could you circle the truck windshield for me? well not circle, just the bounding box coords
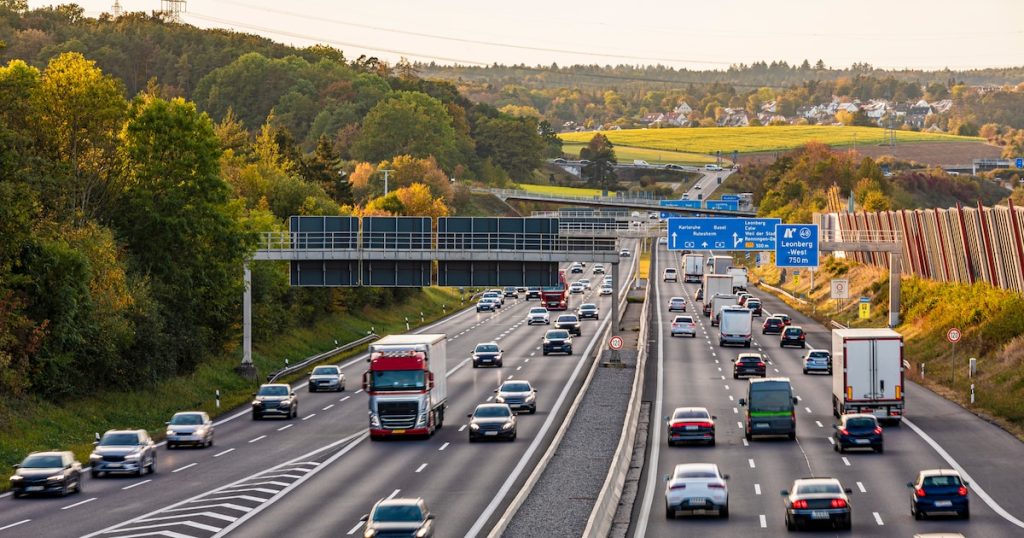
[371,370,426,391]
[749,389,793,412]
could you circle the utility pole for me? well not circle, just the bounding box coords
[380,169,394,196]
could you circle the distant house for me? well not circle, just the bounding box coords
[674,102,693,116]
[931,99,953,114]
[862,99,889,122]
[906,99,934,129]
[639,113,664,126]
[718,108,750,127]
[664,112,690,127]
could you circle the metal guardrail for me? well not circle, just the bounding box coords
[256,231,618,253]
[583,242,653,537]
[266,333,379,383]
[831,320,849,330]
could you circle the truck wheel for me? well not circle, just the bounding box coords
[543,351,549,356]
[745,431,752,442]
[745,341,751,348]
[788,431,796,440]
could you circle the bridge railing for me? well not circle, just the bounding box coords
[820,229,902,243]
[257,231,619,253]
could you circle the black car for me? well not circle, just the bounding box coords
[732,354,767,379]
[570,264,584,274]
[665,407,716,446]
[90,429,157,477]
[576,303,599,320]
[909,469,970,520]
[9,451,83,497]
[472,342,503,368]
[503,286,518,298]
[746,299,763,317]
[360,498,435,537]
[780,326,806,348]
[762,316,785,334]
[695,288,704,301]
[542,329,573,355]
[526,287,542,300]
[468,403,517,442]
[782,478,853,531]
[495,380,537,414]
[554,314,582,336]
[833,414,883,453]
[252,383,298,420]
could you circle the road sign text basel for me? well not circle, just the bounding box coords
[667,217,781,251]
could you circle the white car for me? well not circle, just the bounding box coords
[705,164,722,171]
[593,264,606,274]
[670,315,697,337]
[481,291,503,306]
[602,276,613,286]
[663,268,678,282]
[658,236,668,245]
[600,285,613,296]
[578,278,592,290]
[526,307,550,325]
[569,283,585,294]
[619,249,631,257]
[664,463,729,519]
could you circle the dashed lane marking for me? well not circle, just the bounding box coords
[0,520,30,532]
[322,404,334,411]
[248,435,266,443]
[439,442,450,451]
[754,484,761,495]
[857,482,867,493]
[842,457,851,466]
[302,414,316,421]
[277,424,292,432]
[172,463,198,473]
[213,449,235,458]
[61,497,97,510]
[748,459,756,469]
[815,421,823,428]
[415,464,427,473]
[873,512,884,526]
[759,515,767,528]
[340,396,350,402]
[123,479,151,490]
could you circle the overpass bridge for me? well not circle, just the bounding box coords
[476,188,756,217]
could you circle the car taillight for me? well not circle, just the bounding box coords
[791,500,808,509]
[915,488,927,498]
[757,362,765,367]
[670,484,686,490]
[958,486,969,496]
[830,499,848,509]
[873,427,883,434]
[695,421,714,428]
[672,323,680,328]
[799,334,805,340]
[707,483,726,489]
[838,428,849,436]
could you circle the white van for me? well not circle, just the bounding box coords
[705,164,722,171]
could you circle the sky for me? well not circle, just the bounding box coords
[28,0,1024,71]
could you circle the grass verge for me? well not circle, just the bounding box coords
[750,258,1024,440]
[0,287,462,485]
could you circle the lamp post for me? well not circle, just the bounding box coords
[380,169,394,196]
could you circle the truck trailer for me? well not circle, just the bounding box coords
[710,294,739,327]
[702,274,734,316]
[683,254,705,283]
[364,334,448,439]
[831,328,905,423]
[709,255,733,275]
[718,306,753,347]
[728,266,748,292]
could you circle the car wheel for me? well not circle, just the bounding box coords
[472,362,478,368]
[786,515,795,531]
[875,445,884,454]
[745,431,752,442]
[252,412,261,420]
[75,476,83,493]
[292,406,298,418]
[732,374,738,379]
[962,507,970,520]
[11,490,20,499]
[800,343,805,348]
[720,503,729,518]
[709,438,716,447]
[803,368,808,375]
[666,504,676,519]
[543,351,548,356]
[91,470,100,479]
[167,442,175,450]
[60,481,69,497]
[788,431,796,440]
[530,407,537,415]
[137,461,146,477]
[670,333,675,338]
[567,347,573,355]
[497,361,503,368]
[833,441,839,452]
[308,386,316,393]
[913,506,923,520]
[207,436,214,448]
[469,436,477,444]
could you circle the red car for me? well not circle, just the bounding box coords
[762,317,785,334]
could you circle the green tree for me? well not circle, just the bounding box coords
[579,133,618,190]
[351,91,461,170]
[472,114,544,180]
[113,96,250,373]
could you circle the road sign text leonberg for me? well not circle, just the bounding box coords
[667,218,781,251]
[775,224,819,268]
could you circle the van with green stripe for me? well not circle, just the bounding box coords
[739,377,797,441]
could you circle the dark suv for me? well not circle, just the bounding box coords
[542,329,573,355]
[526,287,542,300]
[746,299,763,317]
[554,314,582,336]
[780,326,806,348]
[252,383,298,420]
[10,451,83,497]
[733,353,767,379]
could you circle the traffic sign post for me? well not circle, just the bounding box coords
[947,327,961,384]
[775,224,819,268]
[704,199,739,211]
[666,217,780,251]
[605,335,625,367]
[832,278,849,316]
[1016,157,1023,169]
[859,297,870,320]
[659,199,702,219]
[609,336,623,350]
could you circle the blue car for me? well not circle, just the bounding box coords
[909,469,970,520]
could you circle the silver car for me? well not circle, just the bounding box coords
[90,430,157,477]
[165,411,214,449]
[308,364,346,392]
[495,380,537,414]
[670,315,697,337]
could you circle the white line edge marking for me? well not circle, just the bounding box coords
[122,479,151,490]
[415,463,427,473]
[0,520,30,531]
[759,514,767,528]
[345,521,363,535]
[61,497,97,510]
[386,489,400,500]
[857,481,867,493]
[213,448,235,458]
[842,456,851,466]
[754,483,761,495]
[439,442,450,451]
[633,253,665,537]
[748,458,756,469]
[172,463,197,473]
[904,417,1024,529]
[873,511,884,525]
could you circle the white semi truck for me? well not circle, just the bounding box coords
[702,274,734,317]
[831,328,905,423]
[709,255,733,275]
[728,266,748,292]
[683,254,705,283]
[710,293,739,327]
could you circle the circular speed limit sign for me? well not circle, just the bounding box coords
[609,336,624,350]
[946,328,962,344]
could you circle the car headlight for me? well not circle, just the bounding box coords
[10,475,22,481]
[470,423,480,430]
[416,528,429,538]
[502,421,514,430]
[417,412,428,426]
[369,413,381,428]
[166,429,175,436]
[525,394,536,402]
[89,453,100,461]
[252,400,261,406]
[363,528,377,538]
[495,396,506,403]
[48,474,65,481]
[125,452,141,460]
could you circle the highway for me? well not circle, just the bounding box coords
[629,244,1024,537]
[0,249,637,538]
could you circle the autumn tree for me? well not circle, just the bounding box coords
[351,91,461,170]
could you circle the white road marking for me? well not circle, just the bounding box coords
[340,396,351,402]
[720,375,726,380]
[728,395,734,401]
[122,479,151,490]
[711,352,716,357]
[516,366,522,371]
[302,413,316,421]
[439,442,450,451]
[172,463,197,473]
[724,384,730,390]
[61,497,97,510]
[827,437,835,445]
[714,359,719,364]
[459,425,467,432]
[815,421,823,428]
[386,489,400,500]
[805,407,812,414]
[346,521,364,535]
[748,458,756,468]
[507,375,514,379]
[277,424,292,431]
[742,438,749,447]
[773,368,780,373]
[322,404,334,411]
[857,481,867,493]
[249,435,266,443]
[737,421,743,428]
[904,417,1024,529]
[717,367,722,372]
[754,483,761,495]
[355,389,363,394]
[0,520,30,531]
[873,512,884,525]
[795,395,802,401]
[525,358,530,363]
[486,396,493,402]
[842,457,851,466]
[733,407,738,414]
[415,463,428,473]
[759,514,767,528]
[213,448,235,458]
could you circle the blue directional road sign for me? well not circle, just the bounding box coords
[705,199,739,211]
[659,199,702,218]
[1016,157,1023,169]
[667,217,781,251]
[720,194,740,201]
[775,224,819,268]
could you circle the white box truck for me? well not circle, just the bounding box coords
[718,306,752,347]
[728,266,748,291]
[710,293,739,327]
[709,255,732,275]
[702,274,733,316]
[684,254,704,283]
[831,328,905,423]
[364,334,448,439]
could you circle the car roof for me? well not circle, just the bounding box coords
[475,403,512,411]
[919,469,961,477]
[793,477,842,486]
[261,384,289,389]
[103,429,144,435]
[172,411,208,417]
[27,450,70,458]
[670,296,685,300]
[501,380,532,388]
[476,341,499,347]
[580,303,597,308]
[785,325,803,330]
[673,462,718,473]
[376,497,424,508]
[737,353,762,359]
[672,315,692,321]
[672,406,710,414]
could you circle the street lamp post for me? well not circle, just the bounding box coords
[380,169,394,196]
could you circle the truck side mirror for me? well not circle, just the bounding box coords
[427,372,435,390]
[361,371,370,392]
[792,397,799,405]
[738,399,746,406]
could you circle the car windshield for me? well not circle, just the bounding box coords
[530,308,547,314]
[676,316,693,323]
[258,386,289,396]
[923,475,962,487]
[557,316,577,323]
[767,319,781,325]
[546,331,569,339]
[671,298,684,303]
[312,367,337,375]
[100,433,140,446]
[673,410,709,419]
[371,370,426,391]
[475,344,499,353]
[796,483,842,494]
[501,382,531,392]
[475,406,511,418]
[846,417,877,429]
[170,414,203,425]
[373,504,423,522]
[748,301,760,306]
[739,357,762,364]
[21,455,63,468]
[809,352,829,359]
[749,388,793,412]
[676,469,717,478]
[785,328,802,336]
[580,304,596,310]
